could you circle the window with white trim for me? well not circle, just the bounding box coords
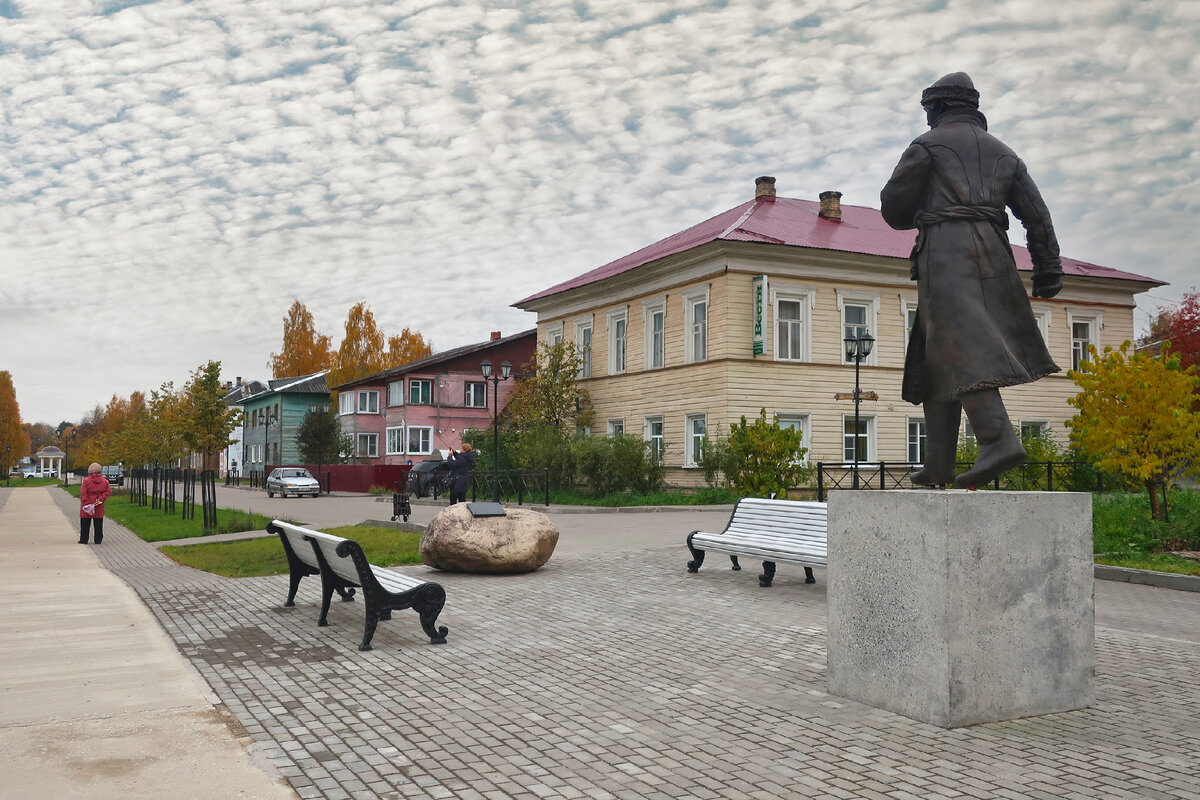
[1070,315,1098,371]
[338,392,353,416]
[773,285,814,362]
[545,322,564,346]
[837,289,881,365]
[406,426,433,455]
[685,413,706,467]
[607,308,627,374]
[907,418,927,464]
[409,379,432,405]
[357,432,379,458]
[574,316,593,378]
[902,295,919,353]
[1033,308,1051,349]
[357,390,379,414]
[645,416,664,463]
[608,419,625,436]
[387,380,405,407]
[643,299,666,370]
[963,420,976,445]
[842,415,875,464]
[682,286,709,363]
[1020,421,1049,441]
[386,426,405,455]
[777,414,811,462]
[465,382,486,408]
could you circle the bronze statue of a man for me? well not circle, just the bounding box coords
[881,72,1063,489]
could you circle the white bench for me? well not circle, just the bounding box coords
[686,498,827,587]
[269,520,448,650]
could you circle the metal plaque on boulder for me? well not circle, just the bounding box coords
[466,502,507,517]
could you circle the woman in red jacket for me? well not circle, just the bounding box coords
[79,462,113,544]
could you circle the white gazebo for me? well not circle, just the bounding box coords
[36,446,65,477]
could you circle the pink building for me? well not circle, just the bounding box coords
[334,330,536,465]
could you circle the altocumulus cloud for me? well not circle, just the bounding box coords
[0,0,1196,423]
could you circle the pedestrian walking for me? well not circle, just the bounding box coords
[79,462,112,544]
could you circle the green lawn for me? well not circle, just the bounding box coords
[161,525,423,578]
[61,489,277,542]
[7,476,67,487]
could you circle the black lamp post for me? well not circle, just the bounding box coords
[480,359,512,503]
[5,445,10,487]
[843,330,875,489]
[62,428,76,487]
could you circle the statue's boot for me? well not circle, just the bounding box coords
[910,400,961,486]
[954,389,1026,489]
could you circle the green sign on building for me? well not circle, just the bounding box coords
[752,275,767,355]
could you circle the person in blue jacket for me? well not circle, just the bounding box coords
[446,443,475,505]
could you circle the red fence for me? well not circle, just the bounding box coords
[266,464,412,494]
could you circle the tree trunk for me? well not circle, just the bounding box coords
[1147,479,1161,520]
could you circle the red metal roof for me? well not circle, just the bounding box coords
[515,196,1162,306]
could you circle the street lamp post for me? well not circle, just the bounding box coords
[62,428,77,487]
[5,445,10,488]
[843,330,875,490]
[480,359,512,504]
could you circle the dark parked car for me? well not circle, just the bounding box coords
[101,465,124,486]
[409,460,452,498]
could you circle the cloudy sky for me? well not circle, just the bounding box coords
[2,0,1196,425]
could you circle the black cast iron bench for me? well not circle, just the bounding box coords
[686,498,827,587]
[268,520,448,650]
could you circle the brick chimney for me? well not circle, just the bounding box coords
[819,191,843,221]
[755,176,776,199]
[490,331,502,341]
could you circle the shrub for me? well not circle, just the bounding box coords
[702,409,813,499]
[572,434,667,495]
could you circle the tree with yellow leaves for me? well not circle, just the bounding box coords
[270,300,334,378]
[1067,341,1200,519]
[328,302,387,387]
[0,371,30,470]
[386,327,433,369]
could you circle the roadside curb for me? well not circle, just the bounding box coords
[1095,564,1200,593]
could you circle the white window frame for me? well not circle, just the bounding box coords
[607,307,628,375]
[772,284,816,362]
[643,298,666,371]
[608,419,625,436]
[842,414,876,466]
[776,413,811,463]
[386,426,405,455]
[387,380,405,407]
[685,413,706,468]
[1068,312,1102,371]
[644,415,664,463]
[682,286,709,364]
[406,425,433,455]
[907,417,927,465]
[837,289,881,366]
[574,315,593,378]
[963,420,976,445]
[1032,308,1051,349]
[357,390,380,414]
[409,378,432,405]
[357,432,379,459]
[545,321,564,347]
[338,392,354,416]
[900,294,919,354]
[465,382,487,408]
[1020,420,1050,441]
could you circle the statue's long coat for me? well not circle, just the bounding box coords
[881,109,1062,404]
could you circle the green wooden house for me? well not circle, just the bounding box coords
[240,371,330,473]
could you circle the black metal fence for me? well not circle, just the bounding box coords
[468,469,551,506]
[816,461,1137,501]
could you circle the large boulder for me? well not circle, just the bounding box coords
[420,504,559,574]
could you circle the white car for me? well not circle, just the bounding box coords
[266,467,320,498]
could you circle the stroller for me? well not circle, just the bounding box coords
[390,471,412,523]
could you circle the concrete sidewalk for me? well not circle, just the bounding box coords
[0,487,297,800]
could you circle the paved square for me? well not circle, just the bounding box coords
[79,498,1200,800]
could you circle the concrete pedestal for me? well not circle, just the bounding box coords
[827,491,1094,728]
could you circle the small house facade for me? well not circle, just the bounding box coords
[334,330,536,464]
[240,372,330,473]
[514,178,1165,484]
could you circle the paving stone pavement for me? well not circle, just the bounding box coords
[44,488,1200,800]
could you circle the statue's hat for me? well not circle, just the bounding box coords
[921,72,979,108]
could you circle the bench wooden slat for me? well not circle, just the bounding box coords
[686,498,828,586]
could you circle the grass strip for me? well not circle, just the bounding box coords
[61,489,276,542]
[160,525,423,578]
